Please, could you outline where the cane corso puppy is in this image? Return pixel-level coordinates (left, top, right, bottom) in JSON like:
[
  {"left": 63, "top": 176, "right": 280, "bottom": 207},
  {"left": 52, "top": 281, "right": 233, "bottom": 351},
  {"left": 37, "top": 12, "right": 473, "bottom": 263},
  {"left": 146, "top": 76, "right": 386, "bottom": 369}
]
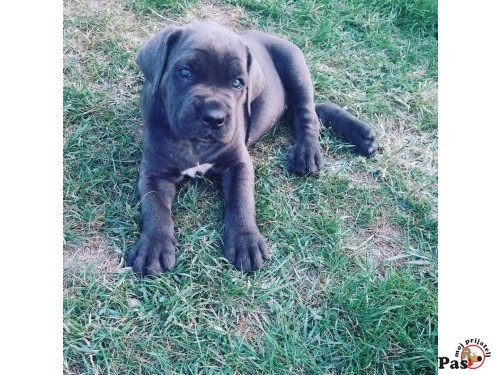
[{"left": 127, "top": 21, "right": 377, "bottom": 276}]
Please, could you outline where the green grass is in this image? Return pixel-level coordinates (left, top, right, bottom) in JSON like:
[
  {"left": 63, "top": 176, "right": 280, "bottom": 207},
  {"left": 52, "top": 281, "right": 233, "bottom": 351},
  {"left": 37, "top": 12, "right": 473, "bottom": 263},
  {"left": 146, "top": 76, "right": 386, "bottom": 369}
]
[{"left": 63, "top": 0, "right": 437, "bottom": 373}]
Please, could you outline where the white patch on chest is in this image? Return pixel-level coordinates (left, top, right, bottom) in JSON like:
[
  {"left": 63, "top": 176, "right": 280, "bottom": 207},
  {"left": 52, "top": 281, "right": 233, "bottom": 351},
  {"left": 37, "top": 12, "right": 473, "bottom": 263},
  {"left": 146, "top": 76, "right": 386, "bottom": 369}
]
[{"left": 180, "top": 163, "right": 214, "bottom": 178}]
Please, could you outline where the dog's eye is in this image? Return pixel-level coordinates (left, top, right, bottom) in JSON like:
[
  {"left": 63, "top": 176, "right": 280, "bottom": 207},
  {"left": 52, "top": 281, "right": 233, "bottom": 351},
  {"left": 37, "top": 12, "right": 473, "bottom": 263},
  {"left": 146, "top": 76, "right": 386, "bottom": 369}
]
[
  {"left": 232, "top": 78, "right": 244, "bottom": 89},
  {"left": 178, "top": 68, "right": 193, "bottom": 79}
]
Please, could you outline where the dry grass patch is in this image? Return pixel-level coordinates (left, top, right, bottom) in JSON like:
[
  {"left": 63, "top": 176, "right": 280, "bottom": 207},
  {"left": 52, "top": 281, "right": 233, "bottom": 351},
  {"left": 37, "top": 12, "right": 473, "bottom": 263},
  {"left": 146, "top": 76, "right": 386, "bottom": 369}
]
[
  {"left": 183, "top": 0, "right": 251, "bottom": 30},
  {"left": 64, "top": 236, "right": 121, "bottom": 278},
  {"left": 233, "top": 310, "right": 266, "bottom": 344},
  {"left": 348, "top": 215, "right": 406, "bottom": 263}
]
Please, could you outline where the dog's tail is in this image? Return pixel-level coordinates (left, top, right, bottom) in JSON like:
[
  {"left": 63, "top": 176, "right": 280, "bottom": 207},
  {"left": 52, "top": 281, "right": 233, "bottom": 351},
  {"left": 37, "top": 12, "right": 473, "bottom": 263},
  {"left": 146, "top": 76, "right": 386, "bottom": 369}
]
[{"left": 315, "top": 103, "right": 378, "bottom": 157}]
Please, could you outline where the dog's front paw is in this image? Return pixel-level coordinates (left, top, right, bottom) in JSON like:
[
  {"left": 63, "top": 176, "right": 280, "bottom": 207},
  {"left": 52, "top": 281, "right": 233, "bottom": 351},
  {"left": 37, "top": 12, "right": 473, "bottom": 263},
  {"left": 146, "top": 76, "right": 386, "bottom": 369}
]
[
  {"left": 224, "top": 230, "right": 269, "bottom": 272},
  {"left": 348, "top": 122, "right": 377, "bottom": 157},
  {"left": 127, "top": 233, "right": 177, "bottom": 277},
  {"left": 288, "top": 139, "right": 323, "bottom": 175}
]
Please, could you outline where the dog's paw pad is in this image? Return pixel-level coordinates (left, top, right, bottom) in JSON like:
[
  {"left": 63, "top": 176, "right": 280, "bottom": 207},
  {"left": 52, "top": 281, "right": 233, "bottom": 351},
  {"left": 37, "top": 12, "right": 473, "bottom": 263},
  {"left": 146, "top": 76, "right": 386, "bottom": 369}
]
[
  {"left": 348, "top": 124, "right": 378, "bottom": 157},
  {"left": 358, "top": 134, "right": 377, "bottom": 157},
  {"left": 288, "top": 141, "right": 323, "bottom": 175},
  {"left": 224, "top": 231, "right": 268, "bottom": 272},
  {"left": 127, "top": 234, "right": 177, "bottom": 277}
]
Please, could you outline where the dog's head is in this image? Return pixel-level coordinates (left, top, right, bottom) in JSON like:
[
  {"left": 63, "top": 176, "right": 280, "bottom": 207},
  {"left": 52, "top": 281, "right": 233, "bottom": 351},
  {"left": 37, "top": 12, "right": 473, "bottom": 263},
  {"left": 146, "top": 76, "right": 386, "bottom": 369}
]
[{"left": 137, "top": 21, "right": 265, "bottom": 144}]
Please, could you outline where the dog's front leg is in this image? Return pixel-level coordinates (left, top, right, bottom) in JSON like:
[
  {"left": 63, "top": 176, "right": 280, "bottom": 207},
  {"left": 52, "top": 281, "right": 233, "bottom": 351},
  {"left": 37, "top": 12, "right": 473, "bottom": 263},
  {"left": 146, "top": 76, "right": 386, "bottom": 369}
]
[
  {"left": 222, "top": 157, "right": 269, "bottom": 271},
  {"left": 127, "top": 174, "right": 178, "bottom": 277}
]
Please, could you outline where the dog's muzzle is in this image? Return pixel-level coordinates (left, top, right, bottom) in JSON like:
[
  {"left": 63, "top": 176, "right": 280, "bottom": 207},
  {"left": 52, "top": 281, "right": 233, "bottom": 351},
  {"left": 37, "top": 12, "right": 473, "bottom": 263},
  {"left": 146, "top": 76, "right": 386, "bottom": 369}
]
[
  {"left": 200, "top": 101, "right": 229, "bottom": 129},
  {"left": 202, "top": 108, "right": 227, "bottom": 128}
]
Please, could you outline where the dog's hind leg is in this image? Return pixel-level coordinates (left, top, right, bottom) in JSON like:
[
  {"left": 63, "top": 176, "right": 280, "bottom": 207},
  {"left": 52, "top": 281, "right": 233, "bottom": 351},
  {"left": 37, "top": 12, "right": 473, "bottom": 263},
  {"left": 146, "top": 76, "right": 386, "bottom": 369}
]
[
  {"left": 263, "top": 38, "right": 324, "bottom": 174},
  {"left": 262, "top": 34, "right": 377, "bottom": 160},
  {"left": 315, "top": 103, "right": 377, "bottom": 157}
]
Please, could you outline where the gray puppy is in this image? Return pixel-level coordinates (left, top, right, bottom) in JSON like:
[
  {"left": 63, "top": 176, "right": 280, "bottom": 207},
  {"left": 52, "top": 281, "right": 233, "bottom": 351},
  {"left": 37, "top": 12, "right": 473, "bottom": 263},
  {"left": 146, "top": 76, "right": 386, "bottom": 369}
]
[{"left": 127, "top": 21, "right": 377, "bottom": 276}]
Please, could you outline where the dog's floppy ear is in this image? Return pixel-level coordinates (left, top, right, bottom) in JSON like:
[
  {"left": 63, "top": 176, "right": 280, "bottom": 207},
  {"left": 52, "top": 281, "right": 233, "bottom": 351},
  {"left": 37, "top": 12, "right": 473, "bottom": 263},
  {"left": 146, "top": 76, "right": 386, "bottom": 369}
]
[
  {"left": 461, "top": 348, "right": 470, "bottom": 360},
  {"left": 245, "top": 46, "right": 265, "bottom": 116},
  {"left": 137, "top": 26, "right": 182, "bottom": 96}
]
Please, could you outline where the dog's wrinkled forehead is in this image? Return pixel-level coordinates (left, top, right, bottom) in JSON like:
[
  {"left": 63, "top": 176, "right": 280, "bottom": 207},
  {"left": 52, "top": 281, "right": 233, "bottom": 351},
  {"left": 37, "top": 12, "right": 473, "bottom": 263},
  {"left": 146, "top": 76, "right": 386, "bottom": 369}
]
[{"left": 173, "top": 21, "right": 248, "bottom": 72}]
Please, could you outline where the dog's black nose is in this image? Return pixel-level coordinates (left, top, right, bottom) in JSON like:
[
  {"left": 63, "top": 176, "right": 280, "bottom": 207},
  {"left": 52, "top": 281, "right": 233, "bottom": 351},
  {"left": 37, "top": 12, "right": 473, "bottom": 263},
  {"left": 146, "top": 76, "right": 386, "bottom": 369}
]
[{"left": 202, "top": 109, "right": 226, "bottom": 128}]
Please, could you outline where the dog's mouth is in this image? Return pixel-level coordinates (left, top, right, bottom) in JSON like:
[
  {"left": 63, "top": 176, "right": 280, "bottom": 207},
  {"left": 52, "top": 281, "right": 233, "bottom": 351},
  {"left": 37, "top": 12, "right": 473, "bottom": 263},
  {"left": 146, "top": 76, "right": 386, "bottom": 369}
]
[
  {"left": 168, "top": 117, "right": 234, "bottom": 144},
  {"left": 190, "top": 132, "right": 224, "bottom": 143}
]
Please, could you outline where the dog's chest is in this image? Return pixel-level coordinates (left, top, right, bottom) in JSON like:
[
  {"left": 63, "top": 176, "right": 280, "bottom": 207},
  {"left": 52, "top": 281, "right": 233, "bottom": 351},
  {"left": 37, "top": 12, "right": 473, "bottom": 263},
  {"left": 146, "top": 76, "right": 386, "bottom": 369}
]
[{"left": 180, "top": 163, "right": 214, "bottom": 178}]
